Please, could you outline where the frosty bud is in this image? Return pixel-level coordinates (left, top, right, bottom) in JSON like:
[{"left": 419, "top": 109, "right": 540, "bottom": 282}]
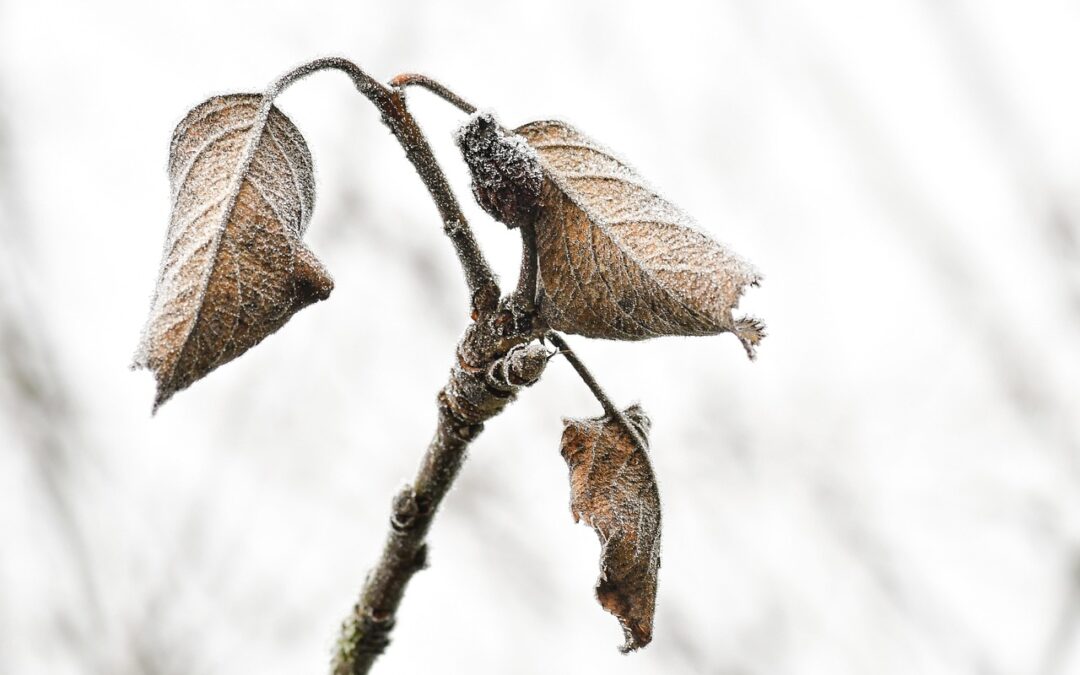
[
  {"left": 455, "top": 111, "right": 543, "bottom": 229},
  {"left": 504, "top": 342, "right": 550, "bottom": 385}
]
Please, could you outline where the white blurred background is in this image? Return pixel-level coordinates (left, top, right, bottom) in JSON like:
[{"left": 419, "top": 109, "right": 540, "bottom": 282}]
[{"left": 3, "top": 1, "right": 1080, "bottom": 673}]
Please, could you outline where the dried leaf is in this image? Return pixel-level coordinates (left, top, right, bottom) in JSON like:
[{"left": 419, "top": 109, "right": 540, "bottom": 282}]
[
  {"left": 455, "top": 112, "right": 543, "bottom": 229},
  {"left": 561, "top": 405, "right": 660, "bottom": 652},
  {"left": 516, "top": 120, "right": 765, "bottom": 357},
  {"left": 134, "top": 93, "right": 332, "bottom": 410}
]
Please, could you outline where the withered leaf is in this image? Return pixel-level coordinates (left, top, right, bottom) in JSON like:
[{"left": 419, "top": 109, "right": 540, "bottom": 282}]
[
  {"left": 561, "top": 405, "right": 660, "bottom": 652},
  {"left": 134, "top": 93, "right": 332, "bottom": 410},
  {"left": 516, "top": 120, "right": 766, "bottom": 357},
  {"left": 455, "top": 112, "right": 543, "bottom": 230}
]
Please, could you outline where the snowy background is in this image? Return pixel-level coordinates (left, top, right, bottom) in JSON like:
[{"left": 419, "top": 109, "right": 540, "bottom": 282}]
[{"left": 3, "top": 1, "right": 1080, "bottom": 673}]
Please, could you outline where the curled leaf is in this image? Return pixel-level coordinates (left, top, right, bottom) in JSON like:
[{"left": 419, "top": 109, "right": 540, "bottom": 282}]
[
  {"left": 516, "top": 120, "right": 765, "bottom": 357},
  {"left": 134, "top": 93, "right": 332, "bottom": 410},
  {"left": 561, "top": 405, "right": 660, "bottom": 652},
  {"left": 455, "top": 111, "right": 543, "bottom": 229}
]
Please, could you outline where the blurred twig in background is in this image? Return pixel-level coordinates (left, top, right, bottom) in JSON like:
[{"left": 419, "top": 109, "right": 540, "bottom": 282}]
[{"left": 0, "top": 84, "right": 106, "bottom": 670}]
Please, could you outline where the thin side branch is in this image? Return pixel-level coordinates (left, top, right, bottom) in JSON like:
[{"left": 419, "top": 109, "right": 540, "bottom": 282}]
[
  {"left": 265, "top": 56, "right": 388, "bottom": 103},
  {"left": 262, "top": 57, "right": 500, "bottom": 313},
  {"left": 379, "top": 88, "right": 499, "bottom": 313},
  {"left": 389, "top": 73, "right": 478, "bottom": 114},
  {"left": 546, "top": 331, "right": 649, "bottom": 451}
]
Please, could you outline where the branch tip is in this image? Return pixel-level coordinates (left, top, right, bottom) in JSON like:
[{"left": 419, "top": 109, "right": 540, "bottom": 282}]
[{"left": 390, "top": 73, "right": 478, "bottom": 114}]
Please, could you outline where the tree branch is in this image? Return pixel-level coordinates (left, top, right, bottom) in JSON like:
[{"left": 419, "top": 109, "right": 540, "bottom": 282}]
[
  {"left": 257, "top": 59, "right": 645, "bottom": 673},
  {"left": 379, "top": 88, "right": 500, "bottom": 314},
  {"left": 389, "top": 73, "right": 478, "bottom": 114},
  {"left": 333, "top": 306, "right": 548, "bottom": 675}
]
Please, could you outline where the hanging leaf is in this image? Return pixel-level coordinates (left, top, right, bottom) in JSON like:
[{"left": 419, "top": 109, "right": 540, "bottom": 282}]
[
  {"left": 561, "top": 404, "right": 660, "bottom": 652},
  {"left": 133, "top": 93, "right": 333, "bottom": 411},
  {"left": 516, "top": 120, "right": 765, "bottom": 357}
]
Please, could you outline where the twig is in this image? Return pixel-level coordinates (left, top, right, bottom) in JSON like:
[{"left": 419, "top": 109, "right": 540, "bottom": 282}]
[
  {"left": 331, "top": 395, "right": 473, "bottom": 675},
  {"left": 262, "top": 57, "right": 499, "bottom": 313},
  {"left": 389, "top": 73, "right": 478, "bottom": 114},
  {"left": 255, "top": 59, "right": 529, "bottom": 674},
  {"left": 256, "top": 59, "right": 641, "bottom": 674},
  {"left": 333, "top": 318, "right": 548, "bottom": 674},
  {"left": 546, "top": 332, "right": 649, "bottom": 451}
]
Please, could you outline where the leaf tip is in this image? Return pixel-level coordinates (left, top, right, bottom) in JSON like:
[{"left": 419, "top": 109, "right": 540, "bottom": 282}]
[
  {"left": 561, "top": 405, "right": 660, "bottom": 654},
  {"left": 598, "top": 579, "right": 654, "bottom": 652},
  {"left": 143, "top": 365, "right": 176, "bottom": 415},
  {"left": 130, "top": 348, "right": 165, "bottom": 414},
  {"left": 733, "top": 316, "right": 766, "bottom": 360},
  {"left": 150, "top": 390, "right": 170, "bottom": 415},
  {"left": 293, "top": 245, "right": 335, "bottom": 304}
]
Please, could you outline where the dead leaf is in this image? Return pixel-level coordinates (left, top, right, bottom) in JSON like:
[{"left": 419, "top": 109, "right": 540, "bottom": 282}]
[
  {"left": 455, "top": 111, "right": 543, "bottom": 229},
  {"left": 516, "top": 120, "right": 765, "bottom": 357},
  {"left": 561, "top": 404, "right": 660, "bottom": 652},
  {"left": 134, "top": 93, "right": 332, "bottom": 410}
]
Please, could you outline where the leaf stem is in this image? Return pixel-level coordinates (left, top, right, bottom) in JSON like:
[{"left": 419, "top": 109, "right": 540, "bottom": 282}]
[
  {"left": 265, "top": 56, "right": 387, "bottom": 102},
  {"left": 546, "top": 332, "right": 618, "bottom": 417},
  {"left": 262, "top": 57, "right": 500, "bottom": 313},
  {"left": 546, "top": 331, "right": 649, "bottom": 451},
  {"left": 514, "top": 223, "right": 538, "bottom": 310},
  {"left": 389, "top": 73, "right": 478, "bottom": 114}
]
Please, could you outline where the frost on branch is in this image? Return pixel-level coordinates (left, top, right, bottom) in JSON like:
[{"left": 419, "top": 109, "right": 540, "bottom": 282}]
[
  {"left": 512, "top": 120, "right": 766, "bottom": 357},
  {"left": 561, "top": 405, "right": 660, "bottom": 652},
  {"left": 133, "top": 93, "right": 333, "bottom": 410}
]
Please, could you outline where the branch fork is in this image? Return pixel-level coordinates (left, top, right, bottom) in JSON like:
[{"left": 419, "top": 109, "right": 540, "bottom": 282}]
[
  {"left": 244, "top": 58, "right": 652, "bottom": 673},
  {"left": 139, "top": 55, "right": 760, "bottom": 673}
]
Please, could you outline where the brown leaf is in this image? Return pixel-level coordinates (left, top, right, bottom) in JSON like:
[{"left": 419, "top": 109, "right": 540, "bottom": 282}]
[
  {"left": 516, "top": 120, "right": 765, "bottom": 357},
  {"left": 134, "top": 93, "right": 332, "bottom": 410},
  {"left": 455, "top": 112, "right": 543, "bottom": 230},
  {"left": 561, "top": 405, "right": 660, "bottom": 652}
]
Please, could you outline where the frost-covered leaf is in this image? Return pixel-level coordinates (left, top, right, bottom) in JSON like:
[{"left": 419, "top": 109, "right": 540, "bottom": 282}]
[
  {"left": 134, "top": 93, "right": 332, "bottom": 411},
  {"left": 517, "top": 120, "right": 765, "bottom": 356},
  {"left": 561, "top": 404, "right": 660, "bottom": 652}
]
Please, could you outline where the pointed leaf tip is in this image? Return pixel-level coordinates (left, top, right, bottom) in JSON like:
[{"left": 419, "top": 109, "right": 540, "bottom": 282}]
[
  {"left": 734, "top": 315, "right": 766, "bottom": 360},
  {"left": 134, "top": 93, "right": 331, "bottom": 410},
  {"left": 561, "top": 404, "right": 660, "bottom": 651}
]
